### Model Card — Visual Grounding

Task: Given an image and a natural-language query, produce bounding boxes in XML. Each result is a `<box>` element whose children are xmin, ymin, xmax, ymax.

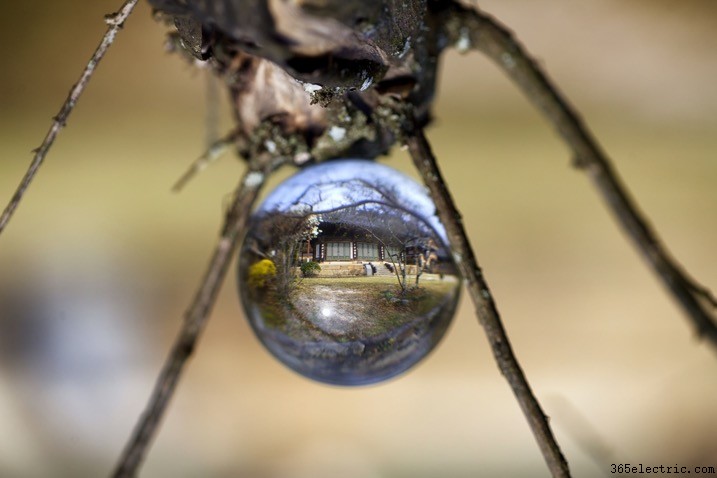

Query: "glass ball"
<box><xmin>237</xmin><ymin>159</ymin><xmax>461</xmax><ymax>385</ymax></box>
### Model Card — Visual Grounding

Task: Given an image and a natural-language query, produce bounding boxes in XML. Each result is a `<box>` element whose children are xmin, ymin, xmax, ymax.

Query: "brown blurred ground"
<box><xmin>0</xmin><ymin>1</ymin><xmax>716</xmax><ymax>477</ymax></box>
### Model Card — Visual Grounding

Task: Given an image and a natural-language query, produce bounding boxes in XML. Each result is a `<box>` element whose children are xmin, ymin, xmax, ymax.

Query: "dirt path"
<box><xmin>293</xmin><ymin>285</ymin><xmax>377</xmax><ymax>337</ymax></box>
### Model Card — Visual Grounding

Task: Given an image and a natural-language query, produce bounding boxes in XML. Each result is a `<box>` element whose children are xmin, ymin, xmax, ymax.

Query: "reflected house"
<box><xmin>300</xmin><ymin>221</ymin><xmax>451</xmax><ymax>276</ymax></box>
<box><xmin>312</xmin><ymin>222</ymin><xmax>400</xmax><ymax>262</ymax></box>
<box><xmin>239</xmin><ymin>160</ymin><xmax>463</xmax><ymax>385</ymax></box>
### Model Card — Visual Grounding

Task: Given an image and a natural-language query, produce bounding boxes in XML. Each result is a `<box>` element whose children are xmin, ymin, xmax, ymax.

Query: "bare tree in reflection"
<box><xmin>323</xmin><ymin>204</ymin><xmax>433</xmax><ymax>293</ymax></box>
<box><xmin>248</xmin><ymin>208</ymin><xmax>319</xmax><ymax>298</ymax></box>
<box><xmin>278</xmin><ymin>175</ymin><xmax>445</xmax><ymax>293</ymax></box>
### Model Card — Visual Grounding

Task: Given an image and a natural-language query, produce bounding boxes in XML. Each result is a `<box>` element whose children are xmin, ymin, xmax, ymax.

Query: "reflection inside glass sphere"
<box><xmin>238</xmin><ymin>159</ymin><xmax>461</xmax><ymax>385</ymax></box>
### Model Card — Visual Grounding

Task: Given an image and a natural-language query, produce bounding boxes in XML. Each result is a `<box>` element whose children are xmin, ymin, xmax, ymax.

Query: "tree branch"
<box><xmin>405</xmin><ymin>122</ymin><xmax>571</xmax><ymax>478</ymax></box>
<box><xmin>442</xmin><ymin>2</ymin><xmax>717</xmax><ymax>351</ymax></box>
<box><xmin>0</xmin><ymin>0</ymin><xmax>139</xmax><ymax>238</ymax></box>
<box><xmin>111</xmin><ymin>162</ymin><xmax>276</xmax><ymax>478</ymax></box>
<box><xmin>172</xmin><ymin>130</ymin><xmax>239</xmax><ymax>192</ymax></box>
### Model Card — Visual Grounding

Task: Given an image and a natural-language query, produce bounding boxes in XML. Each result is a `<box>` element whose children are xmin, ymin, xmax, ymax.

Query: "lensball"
<box><xmin>238</xmin><ymin>159</ymin><xmax>461</xmax><ymax>385</ymax></box>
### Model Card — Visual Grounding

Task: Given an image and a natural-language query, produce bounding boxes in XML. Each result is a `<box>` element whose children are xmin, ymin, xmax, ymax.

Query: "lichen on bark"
<box><xmin>149</xmin><ymin>0</ymin><xmax>445</xmax><ymax>163</ymax></box>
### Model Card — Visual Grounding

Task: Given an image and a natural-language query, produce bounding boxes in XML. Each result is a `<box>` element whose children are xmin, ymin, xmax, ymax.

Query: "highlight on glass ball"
<box><xmin>238</xmin><ymin>159</ymin><xmax>461</xmax><ymax>385</ymax></box>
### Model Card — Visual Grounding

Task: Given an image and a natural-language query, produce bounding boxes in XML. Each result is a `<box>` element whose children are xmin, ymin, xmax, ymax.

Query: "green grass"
<box><xmin>299</xmin><ymin>275</ymin><xmax>457</xmax><ymax>291</ymax></box>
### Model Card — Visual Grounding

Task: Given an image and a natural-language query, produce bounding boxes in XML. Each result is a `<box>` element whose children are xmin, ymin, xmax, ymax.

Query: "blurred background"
<box><xmin>1</xmin><ymin>1</ymin><xmax>716</xmax><ymax>476</ymax></box>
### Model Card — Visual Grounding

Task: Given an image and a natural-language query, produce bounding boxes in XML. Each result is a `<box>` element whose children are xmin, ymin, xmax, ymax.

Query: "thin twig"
<box><xmin>111</xmin><ymin>162</ymin><xmax>275</xmax><ymax>478</ymax></box>
<box><xmin>172</xmin><ymin>131</ymin><xmax>239</xmax><ymax>192</ymax></box>
<box><xmin>404</xmin><ymin>121</ymin><xmax>572</xmax><ymax>478</ymax></box>
<box><xmin>442</xmin><ymin>2</ymin><xmax>717</xmax><ymax>350</ymax></box>
<box><xmin>0</xmin><ymin>0</ymin><xmax>139</xmax><ymax>238</ymax></box>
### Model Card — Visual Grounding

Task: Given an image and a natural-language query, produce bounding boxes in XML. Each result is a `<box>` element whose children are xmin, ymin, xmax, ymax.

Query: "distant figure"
<box><xmin>369</xmin><ymin>262</ymin><xmax>377</xmax><ymax>274</ymax></box>
<box><xmin>384</xmin><ymin>262</ymin><xmax>394</xmax><ymax>273</ymax></box>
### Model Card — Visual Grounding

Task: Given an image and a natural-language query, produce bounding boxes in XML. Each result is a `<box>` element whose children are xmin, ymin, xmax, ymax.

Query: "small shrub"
<box><xmin>248</xmin><ymin>259</ymin><xmax>277</xmax><ymax>289</ymax></box>
<box><xmin>300</xmin><ymin>260</ymin><xmax>321</xmax><ymax>278</ymax></box>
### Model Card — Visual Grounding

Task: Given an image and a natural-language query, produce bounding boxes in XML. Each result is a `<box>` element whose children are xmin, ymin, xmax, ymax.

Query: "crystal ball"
<box><xmin>238</xmin><ymin>159</ymin><xmax>461</xmax><ymax>385</ymax></box>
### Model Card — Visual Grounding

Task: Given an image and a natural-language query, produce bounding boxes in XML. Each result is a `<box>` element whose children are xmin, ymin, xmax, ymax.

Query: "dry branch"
<box><xmin>405</xmin><ymin>119</ymin><xmax>571</xmax><ymax>478</ymax></box>
<box><xmin>172</xmin><ymin>130</ymin><xmax>238</xmax><ymax>192</ymax></box>
<box><xmin>111</xmin><ymin>162</ymin><xmax>276</xmax><ymax>477</ymax></box>
<box><xmin>440</xmin><ymin>2</ymin><xmax>717</xmax><ymax>351</ymax></box>
<box><xmin>0</xmin><ymin>0</ymin><xmax>139</xmax><ymax>238</ymax></box>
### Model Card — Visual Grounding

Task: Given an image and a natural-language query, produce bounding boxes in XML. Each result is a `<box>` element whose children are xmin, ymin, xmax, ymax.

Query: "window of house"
<box><xmin>326</xmin><ymin>242</ymin><xmax>351</xmax><ymax>260</ymax></box>
<box><xmin>357</xmin><ymin>242</ymin><xmax>378</xmax><ymax>260</ymax></box>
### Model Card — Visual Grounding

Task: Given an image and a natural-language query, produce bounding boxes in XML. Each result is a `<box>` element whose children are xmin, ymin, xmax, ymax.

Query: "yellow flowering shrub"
<box><xmin>247</xmin><ymin>259</ymin><xmax>276</xmax><ymax>289</ymax></box>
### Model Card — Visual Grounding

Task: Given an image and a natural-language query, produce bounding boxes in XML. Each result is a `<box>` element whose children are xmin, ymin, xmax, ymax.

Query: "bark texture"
<box><xmin>150</xmin><ymin>0</ymin><xmax>443</xmax><ymax>161</ymax></box>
